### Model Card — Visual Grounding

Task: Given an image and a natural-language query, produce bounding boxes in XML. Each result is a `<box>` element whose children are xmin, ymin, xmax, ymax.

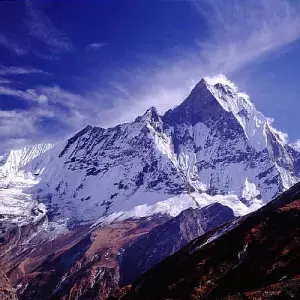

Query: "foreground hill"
<box><xmin>116</xmin><ymin>182</ymin><xmax>300</xmax><ymax>300</ymax></box>
<box><xmin>0</xmin><ymin>204</ymin><xmax>233</xmax><ymax>299</ymax></box>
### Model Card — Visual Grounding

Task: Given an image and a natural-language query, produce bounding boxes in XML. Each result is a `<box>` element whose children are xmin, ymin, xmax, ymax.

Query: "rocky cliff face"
<box><xmin>119</xmin><ymin>203</ymin><xmax>234</xmax><ymax>285</ymax></box>
<box><xmin>117</xmin><ymin>182</ymin><xmax>300</xmax><ymax>300</ymax></box>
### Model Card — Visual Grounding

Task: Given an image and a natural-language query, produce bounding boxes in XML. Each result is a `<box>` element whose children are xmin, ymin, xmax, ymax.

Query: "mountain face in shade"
<box><xmin>0</xmin><ymin>76</ymin><xmax>299</xmax><ymax>227</ymax></box>
<box><xmin>116</xmin><ymin>182</ymin><xmax>300</xmax><ymax>300</ymax></box>
<box><xmin>119</xmin><ymin>203</ymin><xmax>234</xmax><ymax>286</ymax></box>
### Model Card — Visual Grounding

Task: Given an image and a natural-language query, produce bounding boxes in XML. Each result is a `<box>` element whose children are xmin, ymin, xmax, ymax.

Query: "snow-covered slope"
<box><xmin>0</xmin><ymin>144</ymin><xmax>54</xmax><ymax>225</ymax></box>
<box><xmin>163</xmin><ymin>77</ymin><xmax>298</xmax><ymax>204</ymax></box>
<box><xmin>0</xmin><ymin>76</ymin><xmax>299</xmax><ymax>226</ymax></box>
<box><xmin>0</xmin><ymin>144</ymin><xmax>53</xmax><ymax>186</ymax></box>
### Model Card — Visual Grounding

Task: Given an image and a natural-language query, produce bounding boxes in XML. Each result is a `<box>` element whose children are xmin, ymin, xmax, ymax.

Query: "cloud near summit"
<box><xmin>121</xmin><ymin>0</ymin><xmax>300</xmax><ymax>114</ymax></box>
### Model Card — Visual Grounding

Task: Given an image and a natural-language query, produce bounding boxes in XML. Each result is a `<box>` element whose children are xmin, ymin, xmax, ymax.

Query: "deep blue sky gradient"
<box><xmin>0</xmin><ymin>0</ymin><xmax>300</xmax><ymax>152</ymax></box>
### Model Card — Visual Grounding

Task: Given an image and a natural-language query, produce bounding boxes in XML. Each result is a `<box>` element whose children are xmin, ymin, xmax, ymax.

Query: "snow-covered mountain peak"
<box><xmin>143</xmin><ymin>106</ymin><xmax>159</xmax><ymax>119</ymax></box>
<box><xmin>203</xmin><ymin>75</ymin><xmax>251</xmax><ymax>111</ymax></box>
<box><xmin>166</xmin><ymin>75</ymin><xmax>256</xmax><ymax>124</ymax></box>
<box><xmin>0</xmin><ymin>143</ymin><xmax>59</xmax><ymax>228</ymax></box>
<box><xmin>0</xmin><ymin>77</ymin><xmax>299</xmax><ymax>228</ymax></box>
<box><xmin>135</xmin><ymin>106</ymin><xmax>161</xmax><ymax>125</ymax></box>
<box><xmin>0</xmin><ymin>143</ymin><xmax>54</xmax><ymax>181</ymax></box>
<box><xmin>164</xmin><ymin>76</ymin><xmax>268</xmax><ymax>151</ymax></box>
<box><xmin>202</xmin><ymin>75</ymin><xmax>257</xmax><ymax>115</ymax></box>
<box><xmin>203</xmin><ymin>74</ymin><xmax>239</xmax><ymax>90</ymax></box>
<box><xmin>196</xmin><ymin>76</ymin><xmax>271</xmax><ymax>152</ymax></box>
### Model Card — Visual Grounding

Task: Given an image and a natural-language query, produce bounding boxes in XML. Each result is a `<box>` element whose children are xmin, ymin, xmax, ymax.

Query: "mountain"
<box><xmin>0</xmin><ymin>75</ymin><xmax>299</xmax><ymax>227</ymax></box>
<box><xmin>0</xmin><ymin>144</ymin><xmax>53</xmax><ymax>184</ymax></box>
<box><xmin>116</xmin><ymin>182</ymin><xmax>300</xmax><ymax>300</ymax></box>
<box><xmin>119</xmin><ymin>203</ymin><xmax>234</xmax><ymax>285</ymax></box>
<box><xmin>0</xmin><ymin>75</ymin><xmax>300</xmax><ymax>299</ymax></box>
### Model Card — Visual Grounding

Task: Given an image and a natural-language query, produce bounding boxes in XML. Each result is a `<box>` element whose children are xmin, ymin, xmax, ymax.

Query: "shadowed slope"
<box><xmin>118</xmin><ymin>183</ymin><xmax>300</xmax><ymax>300</ymax></box>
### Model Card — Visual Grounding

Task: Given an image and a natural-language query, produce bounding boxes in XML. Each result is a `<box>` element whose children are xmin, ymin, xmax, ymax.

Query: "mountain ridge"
<box><xmin>0</xmin><ymin>75</ymin><xmax>299</xmax><ymax>228</ymax></box>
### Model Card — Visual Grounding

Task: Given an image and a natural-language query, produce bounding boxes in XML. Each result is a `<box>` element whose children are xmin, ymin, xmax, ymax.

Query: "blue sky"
<box><xmin>1</xmin><ymin>0</ymin><xmax>300</xmax><ymax>152</ymax></box>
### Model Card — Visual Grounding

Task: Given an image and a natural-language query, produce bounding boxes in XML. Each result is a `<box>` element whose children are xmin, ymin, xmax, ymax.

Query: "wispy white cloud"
<box><xmin>97</xmin><ymin>0</ymin><xmax>300</xmax><ymax>126</ymax></box>
<box><xmin>25</xmin><ymin>0</ymin><xmax>74</xmax><ymax>54</ymax></box>
<box><xmin>291</xmin><ymin>140</ymin><xmax>300</xmax><ymax>152</ymax></box>
<box><xmin>0</xmin><ymin>1</ymin><xmax>73</xmax><ymax>59</ymax></box>
<box><xmin>0</xmin><ymin>65</ymin><xmax>47</xmax><ymax>76</ymax></box>
<box><xmin>32</xmin><ymin>85</ymin><xmax>110</xmax><ymax>127</ymax></box>
<box><xmin>0</xmin><ymin>85</ymin><xmax>106</xmax><ymax>153</ymax></box>
<box><xmin>267</xmin><ymin>117</ymin><xmax>289</xmax><ymax>144</ymax></box>
<box><xmin>0</xmin><ymin>78</ymin><xmax>10</xmax><ymax>84</ymax></box>
<box><xmin>0</xmin><ymin>107</ymin><xmax>56</xmax><ymax>153</ymax></box>
<box><xmin>87</xmin><ymin>43</ymin><xmax>107</xmax><ymax>51</ymax></box>
<box><xmin>0</xmin><ymin>110</ymin><xmax>36</xmax><ymax>139</ymax></box>
<box><xmin>192</xmin><ymin>0</ymin><xmax>300</xmax><ymax>74</ymax></box>
<box><xmin>203</xmin><ymin>74</ymin><xmax>239</xmax><ymax>91</ymax></box>
<box><xmin>0</xmin><ymin>35</ymin><xmax>27</xmax><ymax>56</ymax></box>
<box><xmin>0</xmin><ymin>86</ymin><xmax>49</xmax><ymax>104</ymax></box>
<box><xmin>2</xmin><ymin>0</ymin><xmax>300</xmax><ymax>151</ymax></box>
